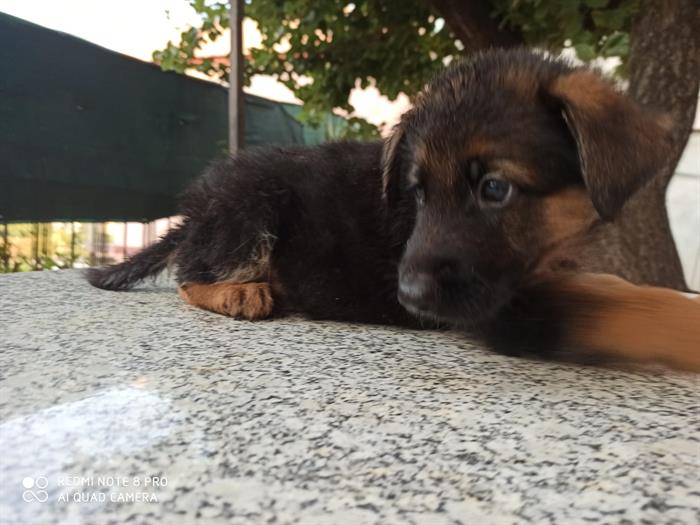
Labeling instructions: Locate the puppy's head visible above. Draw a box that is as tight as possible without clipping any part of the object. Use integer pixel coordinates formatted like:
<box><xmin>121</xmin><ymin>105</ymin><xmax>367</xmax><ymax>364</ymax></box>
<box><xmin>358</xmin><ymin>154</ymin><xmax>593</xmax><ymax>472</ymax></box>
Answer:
<box><xmin>383</xmin><ymin>49</ymin><xmax>671</xmax><ymax>326</ymax></box>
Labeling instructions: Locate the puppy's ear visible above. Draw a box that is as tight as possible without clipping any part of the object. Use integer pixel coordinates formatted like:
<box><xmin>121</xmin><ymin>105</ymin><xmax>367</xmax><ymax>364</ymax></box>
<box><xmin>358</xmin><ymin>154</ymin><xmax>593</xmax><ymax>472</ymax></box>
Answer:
<box><xmin>548</xmin><ymin>71</ymin><xmax>671</xmax><ymax>220</ymax></box>
<box><xmin>381</xmin><ymin>124</ymin><xmax>407</xmax><ymax>206</ymax></box>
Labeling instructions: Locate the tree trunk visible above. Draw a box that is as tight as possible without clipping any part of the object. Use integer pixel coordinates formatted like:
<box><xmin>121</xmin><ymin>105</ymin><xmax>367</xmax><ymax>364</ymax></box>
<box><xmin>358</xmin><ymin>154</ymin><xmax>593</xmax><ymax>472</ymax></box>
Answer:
<box><xmin>429</xmin><ymin>0</ymin><xmax>698</xmax><ymax>290</ymax></box>
<box><xmin>611</xmin><ymin>0</ymin><xmax>700</xmax><ymax>290</ymax></box>
<box><xmin>427</xmin><ymin>0</ymin><xmax>522</xmax><ymax>51</ymax></box>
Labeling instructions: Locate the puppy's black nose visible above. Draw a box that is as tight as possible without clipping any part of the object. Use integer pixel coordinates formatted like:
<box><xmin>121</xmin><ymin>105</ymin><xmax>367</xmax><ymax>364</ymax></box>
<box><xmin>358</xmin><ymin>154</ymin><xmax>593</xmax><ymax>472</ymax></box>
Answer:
<box><xmin>397</xmin><ymin>271</ymin><xmax>437</xmax><ymax>313</ymax></box>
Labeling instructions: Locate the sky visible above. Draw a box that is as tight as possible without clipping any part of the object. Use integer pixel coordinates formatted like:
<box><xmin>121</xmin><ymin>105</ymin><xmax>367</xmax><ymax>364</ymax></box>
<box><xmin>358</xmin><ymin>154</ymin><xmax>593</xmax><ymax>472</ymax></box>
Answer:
<box><xmin>0</xmin><ymin>0</ymin><xmax>409</xmax><ymax>129</ymax></box>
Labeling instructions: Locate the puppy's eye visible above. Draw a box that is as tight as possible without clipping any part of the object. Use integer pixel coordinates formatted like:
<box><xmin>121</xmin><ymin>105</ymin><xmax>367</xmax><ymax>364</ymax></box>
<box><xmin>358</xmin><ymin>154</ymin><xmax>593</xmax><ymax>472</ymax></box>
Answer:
<box><xmin>477</xmin><ymin>175</ymin><xmax>515</xmax><ymax>207</ymax></box>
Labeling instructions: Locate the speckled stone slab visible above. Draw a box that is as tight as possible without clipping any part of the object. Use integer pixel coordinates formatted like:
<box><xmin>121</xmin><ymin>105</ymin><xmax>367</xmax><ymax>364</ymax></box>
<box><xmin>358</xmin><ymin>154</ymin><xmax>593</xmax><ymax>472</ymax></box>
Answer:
<box><xmin>1</xmin><ymin>270</ymin><xmax>698</xmax><ymax>525</ymax></box>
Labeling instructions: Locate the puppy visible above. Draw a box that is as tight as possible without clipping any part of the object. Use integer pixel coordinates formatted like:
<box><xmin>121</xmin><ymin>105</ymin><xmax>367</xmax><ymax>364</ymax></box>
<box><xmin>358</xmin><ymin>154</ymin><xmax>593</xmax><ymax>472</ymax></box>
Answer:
<box><xmin>88</xmin><ymin>49</ymin><xmax>700</xmax><ymax>371</ymax></box>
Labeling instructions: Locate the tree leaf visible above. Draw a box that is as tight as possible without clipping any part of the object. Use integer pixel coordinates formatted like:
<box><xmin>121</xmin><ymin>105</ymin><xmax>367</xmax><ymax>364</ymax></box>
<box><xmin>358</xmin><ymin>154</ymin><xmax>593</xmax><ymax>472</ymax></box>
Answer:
<box><xmin>574</xmin><ymin>43</ymin><xmax>597</xmax><ymax>61</ymax></box>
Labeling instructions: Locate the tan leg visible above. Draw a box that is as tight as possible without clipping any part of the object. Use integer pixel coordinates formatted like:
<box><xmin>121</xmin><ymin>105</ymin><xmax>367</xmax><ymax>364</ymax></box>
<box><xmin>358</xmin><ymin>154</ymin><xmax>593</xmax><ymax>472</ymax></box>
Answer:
<box><xmin>556</xmin><ymin>274</ymin><xmax>700</xmax><ymax>372</ymax></box>
<box><xmin>178</xmin><ymin>282</ymin><xmax>274</xmax><ymax>320</ymax></box>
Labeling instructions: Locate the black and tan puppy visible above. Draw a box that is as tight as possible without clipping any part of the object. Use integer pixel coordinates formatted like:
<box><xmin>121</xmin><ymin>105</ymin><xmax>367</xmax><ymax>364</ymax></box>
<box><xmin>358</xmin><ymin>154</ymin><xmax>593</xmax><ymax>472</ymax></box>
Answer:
<box><xmin>88</xmin><ymin>49</ymin><xmax>700</xmax><ymax>371</ymax></box>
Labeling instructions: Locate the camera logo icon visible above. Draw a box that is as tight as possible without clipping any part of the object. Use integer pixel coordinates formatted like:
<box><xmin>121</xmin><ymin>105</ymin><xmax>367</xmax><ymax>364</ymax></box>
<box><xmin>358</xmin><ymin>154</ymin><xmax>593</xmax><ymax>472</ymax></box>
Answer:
<box><xmin>22</xmin><ymin>476</ymin><xmax>48</xmax><ymax>502</ymax></box>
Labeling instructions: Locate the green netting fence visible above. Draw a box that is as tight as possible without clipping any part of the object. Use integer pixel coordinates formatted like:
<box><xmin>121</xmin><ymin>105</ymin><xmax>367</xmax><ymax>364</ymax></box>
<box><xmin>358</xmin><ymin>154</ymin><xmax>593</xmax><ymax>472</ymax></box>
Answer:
<box><xmin>0</xmin><ymin>12</ymin><xmax>345</xmax><ymax>223</ymax></box>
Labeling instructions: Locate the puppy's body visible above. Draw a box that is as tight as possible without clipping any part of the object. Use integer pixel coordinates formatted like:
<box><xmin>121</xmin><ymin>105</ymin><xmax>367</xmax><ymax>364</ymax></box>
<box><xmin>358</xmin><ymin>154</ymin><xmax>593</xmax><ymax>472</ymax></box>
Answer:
<box><xmin>175</xmin><ymin>141</ymin><xmax>415</xmax><ymax>325</ymax></box>
<box><xmin>88</xmin><ymin>49</ymin><xmax>700</xmax><ymax>371</ymax></box>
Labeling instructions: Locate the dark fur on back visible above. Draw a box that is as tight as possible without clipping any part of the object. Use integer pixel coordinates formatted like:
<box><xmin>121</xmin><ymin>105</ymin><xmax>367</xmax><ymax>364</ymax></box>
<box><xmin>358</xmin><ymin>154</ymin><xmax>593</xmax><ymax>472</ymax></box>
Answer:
<box><xmin>88</xmin><ymin>48</ymin><xmax>672</xmax><ymax>361</ymax></box>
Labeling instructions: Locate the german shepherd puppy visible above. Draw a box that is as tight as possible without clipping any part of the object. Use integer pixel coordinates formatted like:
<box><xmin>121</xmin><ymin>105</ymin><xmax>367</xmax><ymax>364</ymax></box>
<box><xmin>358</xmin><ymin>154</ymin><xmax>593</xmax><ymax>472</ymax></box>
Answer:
<box><xmin>88</xmin><ymin>49</ymin><xmax>700</xmax><ymax>371</ymax></box>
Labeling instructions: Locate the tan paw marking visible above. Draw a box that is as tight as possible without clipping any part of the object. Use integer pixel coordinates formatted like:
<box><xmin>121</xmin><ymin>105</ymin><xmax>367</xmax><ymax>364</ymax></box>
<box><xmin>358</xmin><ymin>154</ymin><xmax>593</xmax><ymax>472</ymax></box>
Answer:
<box><xmin>178</xmin><ymin>282</ymin><xmax>273</xmax><ymax>320</ymax></box>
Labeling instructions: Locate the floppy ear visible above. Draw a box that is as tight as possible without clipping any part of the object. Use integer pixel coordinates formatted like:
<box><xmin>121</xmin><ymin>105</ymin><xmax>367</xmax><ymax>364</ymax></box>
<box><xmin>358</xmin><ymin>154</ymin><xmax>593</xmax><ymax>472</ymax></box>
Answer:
<box><xmin>548</xmin><ymin>71</ymin><xmax>672</xmax><ymax>220</ymax></box>
<box><xmin>381</xmin><ymin>123</ymin><xmax>407</xmax><ymax>207</ymax></box>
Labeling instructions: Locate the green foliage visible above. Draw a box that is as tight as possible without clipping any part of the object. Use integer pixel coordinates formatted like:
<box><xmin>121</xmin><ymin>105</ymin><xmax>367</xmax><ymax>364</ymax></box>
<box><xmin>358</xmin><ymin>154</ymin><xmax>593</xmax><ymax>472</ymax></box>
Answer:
<box><xmin>154</xmin><ymin>1</ymin><xmax>231</xmax><ymax>81</ymax></box>
<box><xmin>0</xmin><ymin>223</ymin><xmax>86</xmax><ymax>273</ymax></box>
<box><xmin>154</xmin><ymin>1</ymin><xmax>458</xmax><ymax>135</ymax></box>
<box><xmin>492</xmin><ymin>0</ymin><xmax>639</xmax><ymax>74</ymax></box>
<box><xmin>245</xmin><ymin>1</ymin><xmax>457</xmax><ymax>124</ymax></box>
<box><xmin>341</xmin><ymin>116</ymin><xmax>382</xmax><ymax>139</ymax></box>
<box><xmin>153</xmin><ymin>1</ymin><xmax>639</xmax><ymax>137</ymax></box>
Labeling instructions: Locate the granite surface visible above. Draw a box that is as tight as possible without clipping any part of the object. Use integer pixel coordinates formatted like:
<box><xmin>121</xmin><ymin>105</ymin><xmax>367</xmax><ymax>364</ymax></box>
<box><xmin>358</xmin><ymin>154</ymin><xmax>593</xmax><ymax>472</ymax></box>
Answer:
<box><xmin>0</xmin><ymin>270</ymin><xmax>698</xmax><ymax>525</ymax></box>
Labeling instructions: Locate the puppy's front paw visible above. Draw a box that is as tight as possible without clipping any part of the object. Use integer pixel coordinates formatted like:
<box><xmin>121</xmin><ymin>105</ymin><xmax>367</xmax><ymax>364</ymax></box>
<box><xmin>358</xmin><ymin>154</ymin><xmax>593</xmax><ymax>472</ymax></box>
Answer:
<box><xmin>179</xmin><ymin>282</ymin><xmax>274</xmax><ymax>320</ymax></box>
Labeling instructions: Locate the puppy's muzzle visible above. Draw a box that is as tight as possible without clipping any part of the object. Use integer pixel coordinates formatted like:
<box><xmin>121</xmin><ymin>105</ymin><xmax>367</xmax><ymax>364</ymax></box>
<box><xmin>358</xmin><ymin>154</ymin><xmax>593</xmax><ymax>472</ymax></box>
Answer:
<box><xmin>397</xmin><ymin>270</ymin><xmax>437</xmax><ymax>314</ymax></box>
<box><xmin>398</xmin><ymin>254</ymin><xmax>517</xmax><ymax>325</ymax></box>
<box><xmin>398</xmin><ymin>257</ymin><xmax>467</xmax><ymax>319</ymax></box>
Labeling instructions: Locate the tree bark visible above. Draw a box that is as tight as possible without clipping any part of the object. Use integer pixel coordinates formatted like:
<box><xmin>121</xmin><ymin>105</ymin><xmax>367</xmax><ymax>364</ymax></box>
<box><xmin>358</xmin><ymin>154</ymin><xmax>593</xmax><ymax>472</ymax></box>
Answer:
<box><xmin>596</xmin><ymin>0</ymin><xmax>699</xmax><ymax>290</ymax></box>
<box><xmin>426</xmin><ymin>0</ymin><xmax>522</xmax><ymax>51</ymax></box>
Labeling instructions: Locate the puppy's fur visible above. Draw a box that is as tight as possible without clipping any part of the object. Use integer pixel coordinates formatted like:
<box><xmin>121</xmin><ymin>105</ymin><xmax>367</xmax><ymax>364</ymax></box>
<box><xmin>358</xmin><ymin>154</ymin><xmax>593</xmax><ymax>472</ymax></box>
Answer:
<box><xmin>88</xmin><ymin>49</ymin><xmax>700</xmax><ymax>371</ymax></box>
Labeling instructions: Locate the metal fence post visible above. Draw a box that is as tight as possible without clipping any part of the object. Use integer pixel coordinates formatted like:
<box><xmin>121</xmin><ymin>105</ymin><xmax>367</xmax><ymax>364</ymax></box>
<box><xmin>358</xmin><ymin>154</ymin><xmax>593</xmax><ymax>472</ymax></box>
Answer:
<box><xmin>229</xmin><ymin>0</ymin><xmax>244</xmax><ymax>153</ymax></box>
